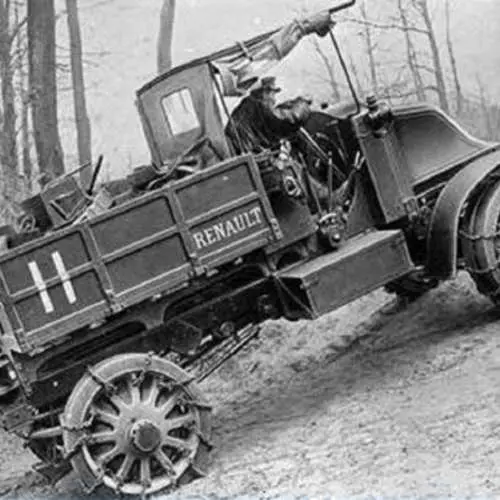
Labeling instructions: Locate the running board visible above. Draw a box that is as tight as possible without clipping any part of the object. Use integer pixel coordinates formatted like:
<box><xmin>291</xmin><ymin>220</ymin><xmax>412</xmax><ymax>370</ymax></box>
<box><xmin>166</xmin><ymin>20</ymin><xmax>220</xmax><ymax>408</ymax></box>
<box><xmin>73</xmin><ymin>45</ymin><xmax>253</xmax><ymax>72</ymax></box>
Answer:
<box><xmin>277</xmin><ymin>230</ymin><xmax>413</xmax><ymax>319</ymax></box>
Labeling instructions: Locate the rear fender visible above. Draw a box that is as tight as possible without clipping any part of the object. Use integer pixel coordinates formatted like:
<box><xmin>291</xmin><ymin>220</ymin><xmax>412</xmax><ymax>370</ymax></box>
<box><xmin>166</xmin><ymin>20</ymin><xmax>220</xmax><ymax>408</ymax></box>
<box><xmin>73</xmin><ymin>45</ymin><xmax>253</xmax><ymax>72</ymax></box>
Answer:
<box><xmin>426</xmin><ymin>149</ymin><xmax>500</xmax><ymax>278</ymax></box>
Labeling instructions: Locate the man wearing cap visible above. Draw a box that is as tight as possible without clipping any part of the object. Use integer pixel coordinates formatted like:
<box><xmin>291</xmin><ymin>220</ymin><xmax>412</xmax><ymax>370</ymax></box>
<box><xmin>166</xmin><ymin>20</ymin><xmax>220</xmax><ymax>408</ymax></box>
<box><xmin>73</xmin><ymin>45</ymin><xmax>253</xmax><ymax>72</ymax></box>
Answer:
<box><xmin>226</xmin><ymin>76</ymin><xmax>312</xmax><ymax>154</ymax></box>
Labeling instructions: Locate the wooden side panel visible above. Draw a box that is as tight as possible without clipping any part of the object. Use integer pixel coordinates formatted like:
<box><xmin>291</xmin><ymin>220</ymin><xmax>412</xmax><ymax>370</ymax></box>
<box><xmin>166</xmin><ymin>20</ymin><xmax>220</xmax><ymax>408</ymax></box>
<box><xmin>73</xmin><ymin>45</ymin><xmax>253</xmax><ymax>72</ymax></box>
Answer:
<box><xmin>174</xmin><ymin>155</ymin><xmax>280</xmax><ymax>268</ymax></box>
<box><xmin>0</xmin><ymin>229</ymin><xmax>108</xmax><ymax>350</ymax></box>
<box><xmin>0</xmin><ymin>154</ymin><xmax>280</xmax><ymax>353</ymax></box>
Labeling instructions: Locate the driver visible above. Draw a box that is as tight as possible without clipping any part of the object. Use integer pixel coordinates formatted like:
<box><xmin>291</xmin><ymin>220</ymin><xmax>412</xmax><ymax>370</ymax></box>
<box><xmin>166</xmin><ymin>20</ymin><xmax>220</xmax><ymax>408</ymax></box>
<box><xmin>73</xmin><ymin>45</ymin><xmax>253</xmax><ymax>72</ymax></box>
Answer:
<box><xmin>225</xmin><ymin>76</ymin><xmax>311</xmax><ymax>154</ymax></box>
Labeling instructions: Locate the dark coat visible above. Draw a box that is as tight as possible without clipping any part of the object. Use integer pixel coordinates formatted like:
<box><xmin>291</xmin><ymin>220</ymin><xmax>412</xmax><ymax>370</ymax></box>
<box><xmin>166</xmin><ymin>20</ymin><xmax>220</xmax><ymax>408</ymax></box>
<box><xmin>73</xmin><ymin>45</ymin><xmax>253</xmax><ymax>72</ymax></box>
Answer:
<box><xmin>226</xmin><ymin>95</ymin><xmax>311</xmax><ymax>154</ymax></box>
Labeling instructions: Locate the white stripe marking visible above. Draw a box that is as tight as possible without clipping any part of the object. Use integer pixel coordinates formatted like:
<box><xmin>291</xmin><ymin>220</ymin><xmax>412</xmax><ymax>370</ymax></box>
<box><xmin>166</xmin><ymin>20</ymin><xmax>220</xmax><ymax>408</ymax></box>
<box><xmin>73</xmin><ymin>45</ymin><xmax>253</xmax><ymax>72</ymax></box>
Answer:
<box><xmin>51</xmin><ymin>251</ymin><xmax>77</xmax><ymax>304</ymax></box>
<box><xmin>28</xmin><ymin>261</ymin><xmax>54</xmax><ymax>314</ymax></box>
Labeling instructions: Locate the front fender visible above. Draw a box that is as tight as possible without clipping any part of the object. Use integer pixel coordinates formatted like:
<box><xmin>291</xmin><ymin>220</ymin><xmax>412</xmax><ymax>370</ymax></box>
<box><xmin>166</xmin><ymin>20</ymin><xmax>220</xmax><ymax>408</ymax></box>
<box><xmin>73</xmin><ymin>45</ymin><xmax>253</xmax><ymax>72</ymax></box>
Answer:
<box><xmin>426</xmin><ymin>148</ymin><xmax>500</xmax><ymax>278</ymax></box>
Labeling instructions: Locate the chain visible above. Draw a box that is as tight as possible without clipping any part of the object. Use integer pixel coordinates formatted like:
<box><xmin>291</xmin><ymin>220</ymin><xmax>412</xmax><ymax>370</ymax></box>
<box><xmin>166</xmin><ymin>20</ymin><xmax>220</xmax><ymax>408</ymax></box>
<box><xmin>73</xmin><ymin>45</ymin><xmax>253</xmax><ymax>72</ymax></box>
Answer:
<box><xmin>62</xmin><ymin>434</ymin><xmax>90</xmax><ymax>462</ymax></box>
<box><xmin>192</xmin><ymin>425</ymin><xmax>214</xmax><ymax>450</ymax></box>
<box><xmin>132</xmin><ymin>351</ymin><xmax>154</xmax><ymax>388</ymax></box>
<box><xmin>187</xmin><ymin>457</ymin><xmax>208</xmax><ymax>478</ymax></box>
<box><xmin>59</xmin><ymin>413</ymin><xmax>95</xmax><ymax>433</ymax></box>
<box><xmin>57</xmin><ymin>413</ymin><xmax>95</xmax><ymax>462</ymax></box>
<box><xmin>107</xmin><ymin>468</ymin><xmax>125</xmax><ymax>496</ymax></box>
<box><xmin>463</xmin><ymin>260</ymin><xmax>500</xmax><ymax>275</ymax></box>
<box><xmin>459</xmin><ymin>229</ymin><xmax>500</xmax><ymax>242</ymax></box>
<box><xmin>184</xmin><ymin>398</ymin><xmax>213</xmax><ymax>411</ymax></box>
<box><xmin>86</xmin><ymin>366</ymin><xmax>116</xmax><ymax>396</ymax></box>
<box><xmin>158</xmin><ymin>376</ymin><xmax>196</xmax><ymax>394</ymax></box>
<box><xmin>83</xmin><ymin>468</ymin><xmax>105</xmax><ymax>495</ymax></box>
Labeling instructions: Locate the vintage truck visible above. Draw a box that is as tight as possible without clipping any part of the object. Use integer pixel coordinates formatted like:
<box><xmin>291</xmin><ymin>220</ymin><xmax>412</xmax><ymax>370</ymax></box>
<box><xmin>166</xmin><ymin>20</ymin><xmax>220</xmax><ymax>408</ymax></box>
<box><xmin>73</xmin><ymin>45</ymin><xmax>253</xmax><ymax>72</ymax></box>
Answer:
<box><xmin>0</xmin><ymin>0</ymin><xmax>499</xmax><ymax>496</ymax></box>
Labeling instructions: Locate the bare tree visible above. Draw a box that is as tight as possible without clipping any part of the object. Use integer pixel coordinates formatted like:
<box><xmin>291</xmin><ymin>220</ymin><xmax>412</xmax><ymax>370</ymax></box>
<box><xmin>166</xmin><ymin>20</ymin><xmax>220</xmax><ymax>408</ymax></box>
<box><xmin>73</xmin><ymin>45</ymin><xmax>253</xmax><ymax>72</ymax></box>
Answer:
<box><xmin>311</xmin><ymin>37</ymin><xmax>341</xmax><ymax>101</ymax></box>
<box><xmin>344</xmin><ymin>0</ymin><xmax>449</xmax><ymax>110</ymax></box>
<box><xmin>157</xmin><ymin>0</ymin><xmax>176</xmax><ymax>74</ymax></box>
<box><xmin>0</xmin><ymin>0</ymin><xmax>18</xmax><ymax>172</ymax></box>
<box><xmin>358</xmin><ymin>0</ymin><xmax>379</xmax><ymax>94</ymax></box>
<box><xmin>444</xmin><ymin>0</ymin><xmax>463</xmax><ymax>115</ymax></box>
<box><xmin>411</xmin><ymin>0</ymin><xmax>449</xmax><ymax>112</ymax></box>
<box><xmin>28</xmin><ymin>0</ymin><xmax>65</xmax><ymax>186</ymax></box>
<box><xmin>347</xmin><ymin>53</ymin><xmax>364</xmax><ymax>98</ymax></box>
<box><xmin>66</xmin><ymin>0</ymin><xmax>92</xmax><ymax>188</ymax></box>
<box><xmin>476</xmin><ymin>74</ymin><xmax>493</xmax><ymax>139</ymax></box>
<box><xmin>397</xmin><ymin>0</ymin><xmax>425</xmax><ymax>101</ymax></box>
<box><xmin>14</xmin><ymin>1</ymin><xmax>33</xmax><ymax>190</ymax></box>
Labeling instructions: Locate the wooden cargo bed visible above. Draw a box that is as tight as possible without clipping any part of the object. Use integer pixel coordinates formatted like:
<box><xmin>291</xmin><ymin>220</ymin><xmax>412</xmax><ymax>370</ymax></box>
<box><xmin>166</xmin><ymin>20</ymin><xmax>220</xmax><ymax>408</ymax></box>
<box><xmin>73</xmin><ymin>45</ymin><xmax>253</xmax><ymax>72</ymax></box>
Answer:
<box><xmin>0</xmin><ymin>155</ymin><xmax>280</xmax><ymax>353</ymax></box>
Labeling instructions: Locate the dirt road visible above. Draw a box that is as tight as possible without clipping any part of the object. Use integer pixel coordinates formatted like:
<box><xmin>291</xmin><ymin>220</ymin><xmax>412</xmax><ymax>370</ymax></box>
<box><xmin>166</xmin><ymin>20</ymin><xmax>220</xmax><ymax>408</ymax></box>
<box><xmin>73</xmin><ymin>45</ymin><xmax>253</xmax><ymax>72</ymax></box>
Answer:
<box><xmin>2</xmin><ymin>272</ymin><xmax>500</xmax><ymax>498</ymax></box>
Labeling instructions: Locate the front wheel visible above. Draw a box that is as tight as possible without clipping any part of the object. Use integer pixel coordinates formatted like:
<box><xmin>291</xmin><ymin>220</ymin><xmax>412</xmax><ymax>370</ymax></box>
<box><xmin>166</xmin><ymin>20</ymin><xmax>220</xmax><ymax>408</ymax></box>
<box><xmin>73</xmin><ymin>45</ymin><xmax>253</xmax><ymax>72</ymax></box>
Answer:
<box><xmin>62</xmin><ymin>353</ymin><xmax>212</xmax><ymax>497</ymax></box>
<box><xmin>461</xmin><ymin>178</ymin><xmax>500</xmax><ymax>302</ymax></box>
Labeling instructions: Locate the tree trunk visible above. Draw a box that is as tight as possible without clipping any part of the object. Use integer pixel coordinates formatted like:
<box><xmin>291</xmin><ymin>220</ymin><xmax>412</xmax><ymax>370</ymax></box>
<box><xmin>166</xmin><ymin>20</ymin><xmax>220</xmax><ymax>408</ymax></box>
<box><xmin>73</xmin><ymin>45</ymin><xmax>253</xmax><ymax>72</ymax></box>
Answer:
<box><xmin>157</xmin><ymin>0</ymin><xmax>176</xmax><ymax>74</ymax></box>
<box><xmin>66</xmin><ymin>0</ymin><xmax>92</xmax><ymax>188</ymax></box>
<box><xmin>347</xmin><ymin>54</ymin><xmax>364</xmax><ymax>98</ymax></box>
<box><xmin>476</xmin><ymin>74</ymin><xmax>493</xmax><ymax>139</ymax></box>
<box><xmin>28</xmin><ymin>0</ymin><xmax>65</xmax><ymax>186</ymax></box>
<box><xmin>445</xmin><ymin>0</ymin><xmax>463</xmax><ymax>116</ymax></box>
<box><xmin>21</xmin><ymin>83</ymin><xmax>32</xmax><ymax>192</ymax></box>
<box><xmin>16</xmin><ymin>1</ymin><xmax>33</xmax><ymax>192</ymax></box>
<box><xmin>359</xmin><ymin>0</ymin><xmax>378</xmax><ymax>94</ymax></box>
<box><xmin>417</xmin><ymin>0</ymin><xmax>449</xmax><ymax>113</ymax></box>
<box><xmin>0</xmin><ymin>0</ymin><xmax>18</xmax><ymax>172</ymax></box>
<box><xmin>397</xmin><ymin>0</ymin><xmax>425</xmax><ymax>101</ymax></box>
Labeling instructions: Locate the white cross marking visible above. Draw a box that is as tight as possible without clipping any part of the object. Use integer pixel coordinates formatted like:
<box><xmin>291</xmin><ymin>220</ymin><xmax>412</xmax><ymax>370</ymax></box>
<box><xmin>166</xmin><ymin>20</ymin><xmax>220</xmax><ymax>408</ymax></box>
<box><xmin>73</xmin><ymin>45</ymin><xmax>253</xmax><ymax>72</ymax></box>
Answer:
<box><xmin>28</xmin><ymin>261</ymin><xmax>55</xmax><ymax>314</ymax></box>
<box><xmin>51</xmin><ymin>251</ymin><xmax>77</xmax><ymax>304</ymax></box>
<box><xmin>27</xmin><ymin>252</ymin><xmax>78</xmax><ymax>314</ymax></box>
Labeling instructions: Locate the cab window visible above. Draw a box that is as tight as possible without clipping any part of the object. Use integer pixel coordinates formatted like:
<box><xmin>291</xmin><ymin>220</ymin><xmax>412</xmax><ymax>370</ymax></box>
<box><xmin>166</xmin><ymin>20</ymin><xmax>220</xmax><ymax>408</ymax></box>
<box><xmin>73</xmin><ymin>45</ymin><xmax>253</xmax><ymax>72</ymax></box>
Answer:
<box><xmin>161</xmin><ymin>88</ymin><xmax>200</xmax><ymax>136</ymax></box>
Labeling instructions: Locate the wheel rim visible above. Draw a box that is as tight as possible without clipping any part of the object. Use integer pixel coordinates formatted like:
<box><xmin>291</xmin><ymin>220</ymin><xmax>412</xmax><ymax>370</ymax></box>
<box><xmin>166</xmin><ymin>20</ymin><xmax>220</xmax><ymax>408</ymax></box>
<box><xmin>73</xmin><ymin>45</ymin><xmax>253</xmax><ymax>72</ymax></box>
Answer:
<box><xmin>63</xmin><ymin>354</ymin><xmax>210</xmax><ymax>496</ymax></box>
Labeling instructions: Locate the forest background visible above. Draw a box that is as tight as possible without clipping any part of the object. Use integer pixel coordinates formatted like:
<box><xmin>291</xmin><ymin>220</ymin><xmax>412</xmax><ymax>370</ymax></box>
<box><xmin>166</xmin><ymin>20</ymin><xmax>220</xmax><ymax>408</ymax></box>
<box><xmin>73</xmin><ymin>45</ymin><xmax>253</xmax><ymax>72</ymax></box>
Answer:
<box><xmin>0</xmin><ymin>0</ymin><xmax>498</xmax><ymax>223</ymax></box>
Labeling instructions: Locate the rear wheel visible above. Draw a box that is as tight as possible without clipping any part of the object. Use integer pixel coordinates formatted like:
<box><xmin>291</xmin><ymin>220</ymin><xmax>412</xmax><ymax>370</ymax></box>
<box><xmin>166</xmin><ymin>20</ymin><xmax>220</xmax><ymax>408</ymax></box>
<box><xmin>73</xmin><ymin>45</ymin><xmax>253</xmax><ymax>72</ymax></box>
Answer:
<box><xmin>62</xmin><ymin>353</ymin><xmax>212</xmax><ymax>497</ymax></box>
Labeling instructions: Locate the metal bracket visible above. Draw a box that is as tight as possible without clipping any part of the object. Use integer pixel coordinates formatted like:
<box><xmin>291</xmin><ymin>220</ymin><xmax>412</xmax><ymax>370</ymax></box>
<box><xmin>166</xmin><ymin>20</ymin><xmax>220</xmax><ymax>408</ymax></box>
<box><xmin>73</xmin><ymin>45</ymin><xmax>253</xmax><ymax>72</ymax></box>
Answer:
<box><xmin>104</xmin><ymin>287</ymin><xmax>123</xmax><ymax>314</ymax></box>
<box><xmin>235</xmin><ymin>40</ymin><xmax>254</xmax><ymax>61</ymax></box>
<box><xmin>192</xmin><ymin>264</ymin><xmax>208</xmax><ymax>278</ymax></box>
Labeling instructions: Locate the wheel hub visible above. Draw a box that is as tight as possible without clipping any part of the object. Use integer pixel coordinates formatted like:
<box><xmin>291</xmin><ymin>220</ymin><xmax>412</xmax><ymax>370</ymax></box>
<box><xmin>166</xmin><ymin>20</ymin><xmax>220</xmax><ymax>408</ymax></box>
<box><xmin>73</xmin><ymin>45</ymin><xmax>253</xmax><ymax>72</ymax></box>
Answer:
<box><xmin>130</xmin><ymin>419</ymin><xmax>162</xmax><ymax>453</ymax></box>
